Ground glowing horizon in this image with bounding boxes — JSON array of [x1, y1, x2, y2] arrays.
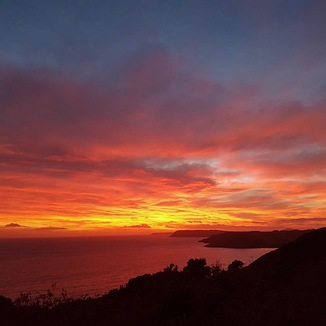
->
[[1, 1, 325, 237]]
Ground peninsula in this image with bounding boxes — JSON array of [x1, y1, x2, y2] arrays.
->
[[172, 229, 311, 248]]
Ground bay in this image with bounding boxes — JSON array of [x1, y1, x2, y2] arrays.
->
[[0, 235, 273, 299]]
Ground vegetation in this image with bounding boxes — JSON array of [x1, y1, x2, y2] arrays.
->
[[1, 228, 325, 325], [13, 284, 74, 309]]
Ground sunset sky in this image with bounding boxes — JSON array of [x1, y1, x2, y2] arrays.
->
[[0, 0, 325, 237]]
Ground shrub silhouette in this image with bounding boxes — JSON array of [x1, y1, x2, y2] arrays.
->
[[163, 263, 179, 272], [14, 283, 73, 309]]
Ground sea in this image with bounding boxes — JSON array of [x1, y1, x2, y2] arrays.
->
[[0, 235, 273, 300]]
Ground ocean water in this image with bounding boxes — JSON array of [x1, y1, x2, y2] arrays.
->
[[0, 235, 273, 299]]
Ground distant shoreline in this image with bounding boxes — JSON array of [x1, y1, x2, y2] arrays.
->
[[171, 229, 312, 248]]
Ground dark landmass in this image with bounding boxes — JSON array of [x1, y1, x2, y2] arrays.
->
[[1, 228, 326, 325], [201, 229, 311, 248], [171, 230, 225, 237], [171, 229, 312, 248], [150, 232, 173, 236]]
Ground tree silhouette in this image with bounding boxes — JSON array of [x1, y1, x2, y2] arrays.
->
[[163, 263, 178, 272], [227, 260, 244, 272], [183, 258, 210, 279]]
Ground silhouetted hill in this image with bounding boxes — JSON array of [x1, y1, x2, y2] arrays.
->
[[1, 228, 325, 325], [171, 230, 224, 237], [248, 227, 326, 269], [201, 229, 310, 248], [240, 227, 326, 325]]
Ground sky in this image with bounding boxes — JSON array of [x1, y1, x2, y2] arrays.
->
[[0, 0, 325, 237]]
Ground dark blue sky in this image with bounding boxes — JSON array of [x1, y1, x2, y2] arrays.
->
[[1, 0, 325, 95]]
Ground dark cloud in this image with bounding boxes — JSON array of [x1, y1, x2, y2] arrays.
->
[[2, 224, 66, 231], [127, 224, 151, 229], [274, 217, 326, 224], [1, 52, 325, 164], [4, 223, 24, 228], [35, 227, 67, 231]]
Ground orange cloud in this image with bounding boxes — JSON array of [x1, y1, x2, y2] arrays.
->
[[0, 50, 325, 236]]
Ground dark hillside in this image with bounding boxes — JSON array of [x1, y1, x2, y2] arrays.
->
[[248, 227, 326, 269], [241, 228, 326, 325]]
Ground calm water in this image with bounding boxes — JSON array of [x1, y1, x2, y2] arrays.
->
[[0, 235, 273, 299]]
